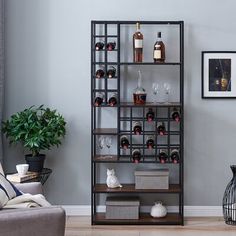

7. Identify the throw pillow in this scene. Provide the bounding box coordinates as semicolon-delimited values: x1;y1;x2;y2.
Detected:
0;173;22;208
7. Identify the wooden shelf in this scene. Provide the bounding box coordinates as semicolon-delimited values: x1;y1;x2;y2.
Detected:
93;128;118;135
93;213;183;225
94;155;118;162
120;102;182;107
93;184;181;193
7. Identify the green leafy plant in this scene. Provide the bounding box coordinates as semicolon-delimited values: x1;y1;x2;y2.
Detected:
2;105;66;157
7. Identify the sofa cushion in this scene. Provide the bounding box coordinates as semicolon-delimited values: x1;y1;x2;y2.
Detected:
0;173;22;208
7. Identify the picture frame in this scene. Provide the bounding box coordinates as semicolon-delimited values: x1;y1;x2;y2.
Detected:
202;51;236;98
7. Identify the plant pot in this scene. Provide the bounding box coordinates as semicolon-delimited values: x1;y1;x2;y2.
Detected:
25;154;46;172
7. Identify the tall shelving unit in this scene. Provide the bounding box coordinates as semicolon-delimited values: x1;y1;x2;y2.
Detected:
91;20;184;225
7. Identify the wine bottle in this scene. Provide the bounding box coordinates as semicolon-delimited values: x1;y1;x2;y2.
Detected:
133;121;142;135
133;23;143;62
171;108;180;122
106;41;116;51
132;149;141;163
146;108;155;122
133;70;147;104
94;93;104;106
120;135;129;149
108;93;118;106
107;66;116;78
157;122;166;136
95;41;104;51
170;149;180;164
153;32;165;63
159;149;168;163
95;68;105;78
146;136;155;149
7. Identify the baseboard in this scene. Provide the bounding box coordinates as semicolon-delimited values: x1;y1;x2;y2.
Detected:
62;205;223;217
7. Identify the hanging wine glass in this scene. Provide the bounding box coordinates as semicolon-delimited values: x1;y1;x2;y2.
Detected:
105;136;113;158
163;82;171;103
152;82;159;103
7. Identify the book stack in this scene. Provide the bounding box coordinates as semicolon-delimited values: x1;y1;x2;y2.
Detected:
6;172;39;183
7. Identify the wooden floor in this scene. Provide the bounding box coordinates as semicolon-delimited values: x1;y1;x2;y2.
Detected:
65;216;236;236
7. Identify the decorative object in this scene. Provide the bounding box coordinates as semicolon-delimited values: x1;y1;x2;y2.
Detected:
106;169;122;188
150;201;167;218
16;164;29;176
223;165;236;225
2;105;66;172
202;51;236;98
106;196;140;219
135;169;169;189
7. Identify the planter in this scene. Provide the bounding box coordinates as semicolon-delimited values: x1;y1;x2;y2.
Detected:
25;154;46;172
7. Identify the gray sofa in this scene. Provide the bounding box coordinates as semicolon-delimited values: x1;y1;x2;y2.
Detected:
0;182;65;236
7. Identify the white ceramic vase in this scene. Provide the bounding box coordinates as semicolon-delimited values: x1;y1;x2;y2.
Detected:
150;202;167;218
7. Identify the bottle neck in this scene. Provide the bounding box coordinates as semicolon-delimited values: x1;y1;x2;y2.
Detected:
137;70;142;88
231;165;236;177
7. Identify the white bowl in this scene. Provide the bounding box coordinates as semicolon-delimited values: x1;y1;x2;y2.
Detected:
16;164;29;176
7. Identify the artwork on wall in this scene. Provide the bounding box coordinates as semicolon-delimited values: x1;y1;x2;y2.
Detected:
202;51;236;98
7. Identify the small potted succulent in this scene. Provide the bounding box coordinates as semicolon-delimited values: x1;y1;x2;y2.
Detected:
2;105;66;172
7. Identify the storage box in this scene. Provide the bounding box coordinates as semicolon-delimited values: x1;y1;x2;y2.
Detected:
135;169;169;189
105;197;140;219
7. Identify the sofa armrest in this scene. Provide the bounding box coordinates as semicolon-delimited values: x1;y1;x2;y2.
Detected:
15;182;43;195
0;206;65;236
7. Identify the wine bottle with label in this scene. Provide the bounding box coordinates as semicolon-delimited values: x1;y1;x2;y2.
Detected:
107;66;116;78
153;32;165;63
120;135;129;149
157;122;166;136
95;41;104;51
108;93;118;106
146;108;155;122
132;149;141;163
133;70;147;104
146;136;155;149
133;121;142;135
94;93;104;106
133;23;143;62
170;149;180;163
106;41;116;51
95;67;105;78
159;149;168;163
171;108;180;122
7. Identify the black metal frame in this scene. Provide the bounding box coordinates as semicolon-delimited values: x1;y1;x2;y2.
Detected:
202;51;236;99
91;20;184;225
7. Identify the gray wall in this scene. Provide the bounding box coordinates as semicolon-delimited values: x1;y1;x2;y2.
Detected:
3;0;236;206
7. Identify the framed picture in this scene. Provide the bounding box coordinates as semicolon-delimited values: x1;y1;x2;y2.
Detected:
202;51;236;98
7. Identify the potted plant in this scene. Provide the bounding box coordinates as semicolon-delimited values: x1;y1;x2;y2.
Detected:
2;105;66;172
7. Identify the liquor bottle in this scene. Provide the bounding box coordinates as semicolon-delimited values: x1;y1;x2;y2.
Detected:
171;108;180;122
95;68;105;78
132;149;141;163
133;70;147;104
108;93;118;106
133;121;142;135
157;122;166;136
159;149;168;163
107;66;116;78
95;41;104;51
94;93;104;106
133;23;143;62
120;135;129;149
146;136;155;149
170;149;180;164
153;32;165;63
106;41;116;51
146;108;155;122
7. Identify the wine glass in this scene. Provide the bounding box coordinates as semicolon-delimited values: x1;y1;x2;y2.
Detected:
105;136;113;158
152;82;159;103
163;82;171;103
97;136;105;157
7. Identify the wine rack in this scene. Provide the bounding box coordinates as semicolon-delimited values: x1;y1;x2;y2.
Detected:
91;21;184;225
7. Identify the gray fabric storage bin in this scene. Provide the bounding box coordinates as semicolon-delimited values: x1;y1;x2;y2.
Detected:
105;197;140;219
135;169;169;189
